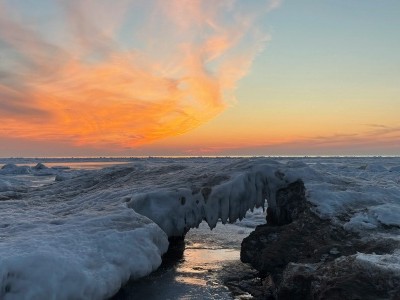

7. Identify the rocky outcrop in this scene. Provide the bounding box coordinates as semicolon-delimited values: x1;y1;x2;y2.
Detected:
266;179;308;226
240;180;400;300
278;256;400;300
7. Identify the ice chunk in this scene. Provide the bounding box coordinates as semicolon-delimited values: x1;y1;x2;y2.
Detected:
0;164;31;175
370;204;400;227
356;251;400;273
32;162;48;170
0;164;170;299
343;212;378;231
0;208;168;300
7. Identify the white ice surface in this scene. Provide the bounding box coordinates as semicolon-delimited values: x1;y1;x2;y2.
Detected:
0;157;399;299
128;159;298;236
0;164;32;175
356;250;400;273
343;212;379;231
285;158;400;230
0;209;167;300
1;163;171;300
369;204;400;227
0;158;299;299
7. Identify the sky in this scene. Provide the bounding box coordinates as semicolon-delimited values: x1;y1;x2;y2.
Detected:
0;0;399;157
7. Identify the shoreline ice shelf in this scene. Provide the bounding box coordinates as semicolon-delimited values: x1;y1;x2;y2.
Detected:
0;157;399;299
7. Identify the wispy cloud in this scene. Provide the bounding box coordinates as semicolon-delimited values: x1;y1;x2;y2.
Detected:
364;124;400;136
0;0;279;148
181;124;400;156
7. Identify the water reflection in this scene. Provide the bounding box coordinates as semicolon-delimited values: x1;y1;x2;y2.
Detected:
112;226;245;300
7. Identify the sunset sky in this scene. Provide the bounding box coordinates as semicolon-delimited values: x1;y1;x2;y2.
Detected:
0;0;399;156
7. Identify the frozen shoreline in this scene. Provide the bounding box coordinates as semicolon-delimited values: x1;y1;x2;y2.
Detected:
1;157;399;299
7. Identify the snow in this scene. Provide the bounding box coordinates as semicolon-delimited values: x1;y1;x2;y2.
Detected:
128;161;298;236
0;164;32;175
0;158;302;299
343;212;379;231
370;204;400;227
0;210;167;300
356;250;400;273
284;158;400;227
0;163;74;177
0;163;170;300
0;178;16;192
390;165;400;172
0;157;399;299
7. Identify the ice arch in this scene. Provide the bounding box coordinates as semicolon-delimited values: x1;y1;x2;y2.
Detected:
0;158;306;300
128;162;304;237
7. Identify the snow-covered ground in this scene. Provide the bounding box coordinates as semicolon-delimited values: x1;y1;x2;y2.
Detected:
0;157;399;299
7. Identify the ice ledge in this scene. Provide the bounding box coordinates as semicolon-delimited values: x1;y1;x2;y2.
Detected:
128;163;301;237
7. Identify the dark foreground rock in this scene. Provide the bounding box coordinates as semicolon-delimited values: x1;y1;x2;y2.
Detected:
278;256;400;300
218;260;268;299
241;180;400;300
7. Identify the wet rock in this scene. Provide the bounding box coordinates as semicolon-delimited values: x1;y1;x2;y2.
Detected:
241;206;355;276
240;180;399;299
278;256;400;300
219;260;271;300
267;179;308;226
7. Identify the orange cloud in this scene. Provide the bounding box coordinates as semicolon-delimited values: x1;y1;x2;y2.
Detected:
0;0;278;148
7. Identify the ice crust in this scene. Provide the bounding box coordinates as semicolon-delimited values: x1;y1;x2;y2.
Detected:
0;157;399;299
0;163;63;176
0;158;299;299
0;210;167;300
128;162;297;236
0;163;171;300
356;250;400;273
286;158;400;229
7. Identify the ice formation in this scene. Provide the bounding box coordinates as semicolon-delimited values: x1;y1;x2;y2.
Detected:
128;161;299;236
0;157;399;299
0;158;301;299
0;164;169;299
356;250;400;273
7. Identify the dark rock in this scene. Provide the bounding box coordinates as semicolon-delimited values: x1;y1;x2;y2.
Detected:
278;263;315;300
161;236;185;267
240;179;399;299
267;179;307;226
278;257;400;300
219;261;267;299
241;206;354;276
